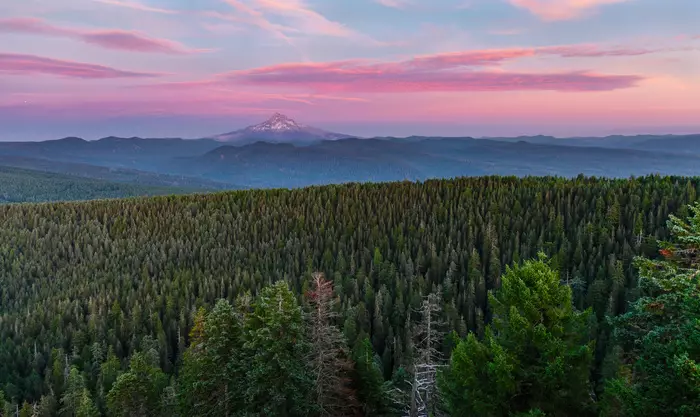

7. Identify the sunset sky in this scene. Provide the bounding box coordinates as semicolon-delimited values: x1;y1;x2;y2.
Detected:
1;0;699;140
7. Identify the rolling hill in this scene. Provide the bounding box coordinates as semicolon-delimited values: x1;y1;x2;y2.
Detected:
0;130;698;190
0;165;193;203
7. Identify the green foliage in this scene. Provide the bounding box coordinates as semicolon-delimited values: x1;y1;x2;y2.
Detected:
76;390;99;417
19;401;33;417
178;300;245;416
2;400;13;417
439;256;595;417
99;349;121;401
352;338;393;416
0;166;182;204
106;352;168;417
243;281;316;417
61;367;87;417
601;202;700;417
0;176;698;414
37;394;57;417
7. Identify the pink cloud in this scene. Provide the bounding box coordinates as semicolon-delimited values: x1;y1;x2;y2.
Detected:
375;0;409;8
133;78;370;104
217;1;293;43
540;44;689;57
0;82;369;120
0;17;201;54
91;0;179;14
222;44;661;93
509;0;631;20
0;53;161;78
231;61;641;93
389;44;670;71
407;49;537;69
214;0;370;43
252;0;354;38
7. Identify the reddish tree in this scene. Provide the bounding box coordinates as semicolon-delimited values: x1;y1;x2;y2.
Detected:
307;272;362;417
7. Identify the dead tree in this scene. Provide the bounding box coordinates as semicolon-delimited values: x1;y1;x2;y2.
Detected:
394;292;446;417
307;272;361;417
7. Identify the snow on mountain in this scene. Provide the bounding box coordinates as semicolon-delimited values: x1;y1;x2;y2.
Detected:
211;113;355;144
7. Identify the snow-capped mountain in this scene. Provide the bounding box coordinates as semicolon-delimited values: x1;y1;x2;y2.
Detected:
212;113;355;144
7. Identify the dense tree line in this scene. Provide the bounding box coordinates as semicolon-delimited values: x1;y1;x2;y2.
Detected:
0;175;698;415
0;166;182;204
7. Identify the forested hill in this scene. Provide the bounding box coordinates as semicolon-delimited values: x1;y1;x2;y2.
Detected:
0;175;698;415
0;166;191;204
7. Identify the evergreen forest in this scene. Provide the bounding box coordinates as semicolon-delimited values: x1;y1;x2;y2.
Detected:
0;175;698;416
0;166;188;204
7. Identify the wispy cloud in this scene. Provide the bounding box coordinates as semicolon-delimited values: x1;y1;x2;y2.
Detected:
92;0;178;14
223;44;651;93
509;0;632;21
135;78;370;104
401;43;673;69
212;0;376;44
489;28;525;36
217;0;294;43
253;0;354;37
0;17;203;54
0;53;161;78
375;0;410;9
229;62;641;93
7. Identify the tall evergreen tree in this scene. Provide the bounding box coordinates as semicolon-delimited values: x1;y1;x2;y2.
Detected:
352;338;393;417
601;202;700;417
243;281;316;417
61;367;86;417
106;352;168;417
178;300;245;417
439;255;596;417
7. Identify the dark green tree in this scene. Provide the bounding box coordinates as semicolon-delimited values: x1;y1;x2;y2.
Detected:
352;338;393;416
106;352;168;417
178;300;245;417
61;367;86;417
601;202;700;417
243;281;316;416
19;402;32;417
77;389;100;417
439;256;595;417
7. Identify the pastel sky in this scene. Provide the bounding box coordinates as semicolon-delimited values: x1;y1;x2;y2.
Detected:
1;0;699;140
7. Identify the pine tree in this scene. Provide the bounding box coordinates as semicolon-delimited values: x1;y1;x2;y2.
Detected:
99;348;121;405
439;255;595;417
106;352;168;417
601;202;700;417
61;367;86;417
178;300;245;417
243;281;316;416
76;389;99;417
352;337;392;416
18;402;32;417
37;394;57;417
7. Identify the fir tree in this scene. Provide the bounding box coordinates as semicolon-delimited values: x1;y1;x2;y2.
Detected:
439;255;595;417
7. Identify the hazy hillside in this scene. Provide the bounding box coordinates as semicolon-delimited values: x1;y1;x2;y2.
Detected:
489;134;700;155
1;134;698;190
0;166;192;203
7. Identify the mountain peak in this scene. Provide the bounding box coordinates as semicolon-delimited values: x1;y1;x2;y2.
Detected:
211;114;355;144
249;113;303;133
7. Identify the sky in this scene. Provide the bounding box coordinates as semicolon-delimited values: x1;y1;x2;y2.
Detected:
0;0;699;140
